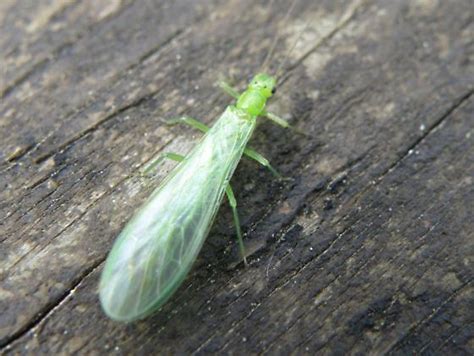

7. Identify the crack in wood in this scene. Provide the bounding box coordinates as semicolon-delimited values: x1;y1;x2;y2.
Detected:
0;259;104;350
375;89;474;186
307;214;447;353
190;152;370;328
1;6;181;173
2;0;472;352
34;95;152;165
268;201;454;353
186;138;374;353
386;279;472;354
188;90;473;354
279;0;369;85
0;133;180;347
192;209;368;353
260;224;377;354
0;58;50;101
22;18;200;162
2;170;114;279
349;88;474;210
2;132;177;278
0;0;136;101
433;327;461;353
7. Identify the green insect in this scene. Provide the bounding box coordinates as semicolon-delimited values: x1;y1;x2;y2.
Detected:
100;4;302;322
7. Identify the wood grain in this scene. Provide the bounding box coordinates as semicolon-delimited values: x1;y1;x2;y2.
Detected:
1;0;472;354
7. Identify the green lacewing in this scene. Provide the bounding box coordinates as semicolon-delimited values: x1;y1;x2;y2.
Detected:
99;0;306;321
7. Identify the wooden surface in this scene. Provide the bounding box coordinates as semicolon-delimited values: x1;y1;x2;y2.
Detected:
1;0;473;354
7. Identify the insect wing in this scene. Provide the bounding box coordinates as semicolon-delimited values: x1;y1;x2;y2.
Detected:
100;107;255;321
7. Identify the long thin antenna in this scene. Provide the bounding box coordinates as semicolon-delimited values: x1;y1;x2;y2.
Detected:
260;0;299;74
275;7;313;84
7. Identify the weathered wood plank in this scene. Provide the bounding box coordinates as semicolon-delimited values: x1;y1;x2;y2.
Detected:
1;0;473;354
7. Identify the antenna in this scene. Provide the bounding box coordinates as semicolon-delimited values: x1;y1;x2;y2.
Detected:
260;0;300;74
275;6;313;84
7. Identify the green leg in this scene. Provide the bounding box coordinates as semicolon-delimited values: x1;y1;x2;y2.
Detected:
166;115;281;178
217;80;240;99
225;184;248;266
262;110;308;137
243;147;281;178
262;110;290;129
142;152;185;176
165;116;209;133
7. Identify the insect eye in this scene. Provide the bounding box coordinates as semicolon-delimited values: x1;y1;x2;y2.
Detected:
271;87;276;94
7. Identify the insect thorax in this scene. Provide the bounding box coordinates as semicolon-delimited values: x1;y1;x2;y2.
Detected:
236;90;267;116
236;73;276;116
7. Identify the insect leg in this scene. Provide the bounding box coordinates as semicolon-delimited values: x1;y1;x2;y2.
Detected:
165;116;280;177
165;114;289;180
217;80;240;99
243;147;281;178
262;110;289;128
262;110;309;137
225;185;248;266
142;152;184;176
165;116;208;133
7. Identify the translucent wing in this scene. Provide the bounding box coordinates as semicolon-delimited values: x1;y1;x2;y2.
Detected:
99;106;256;321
